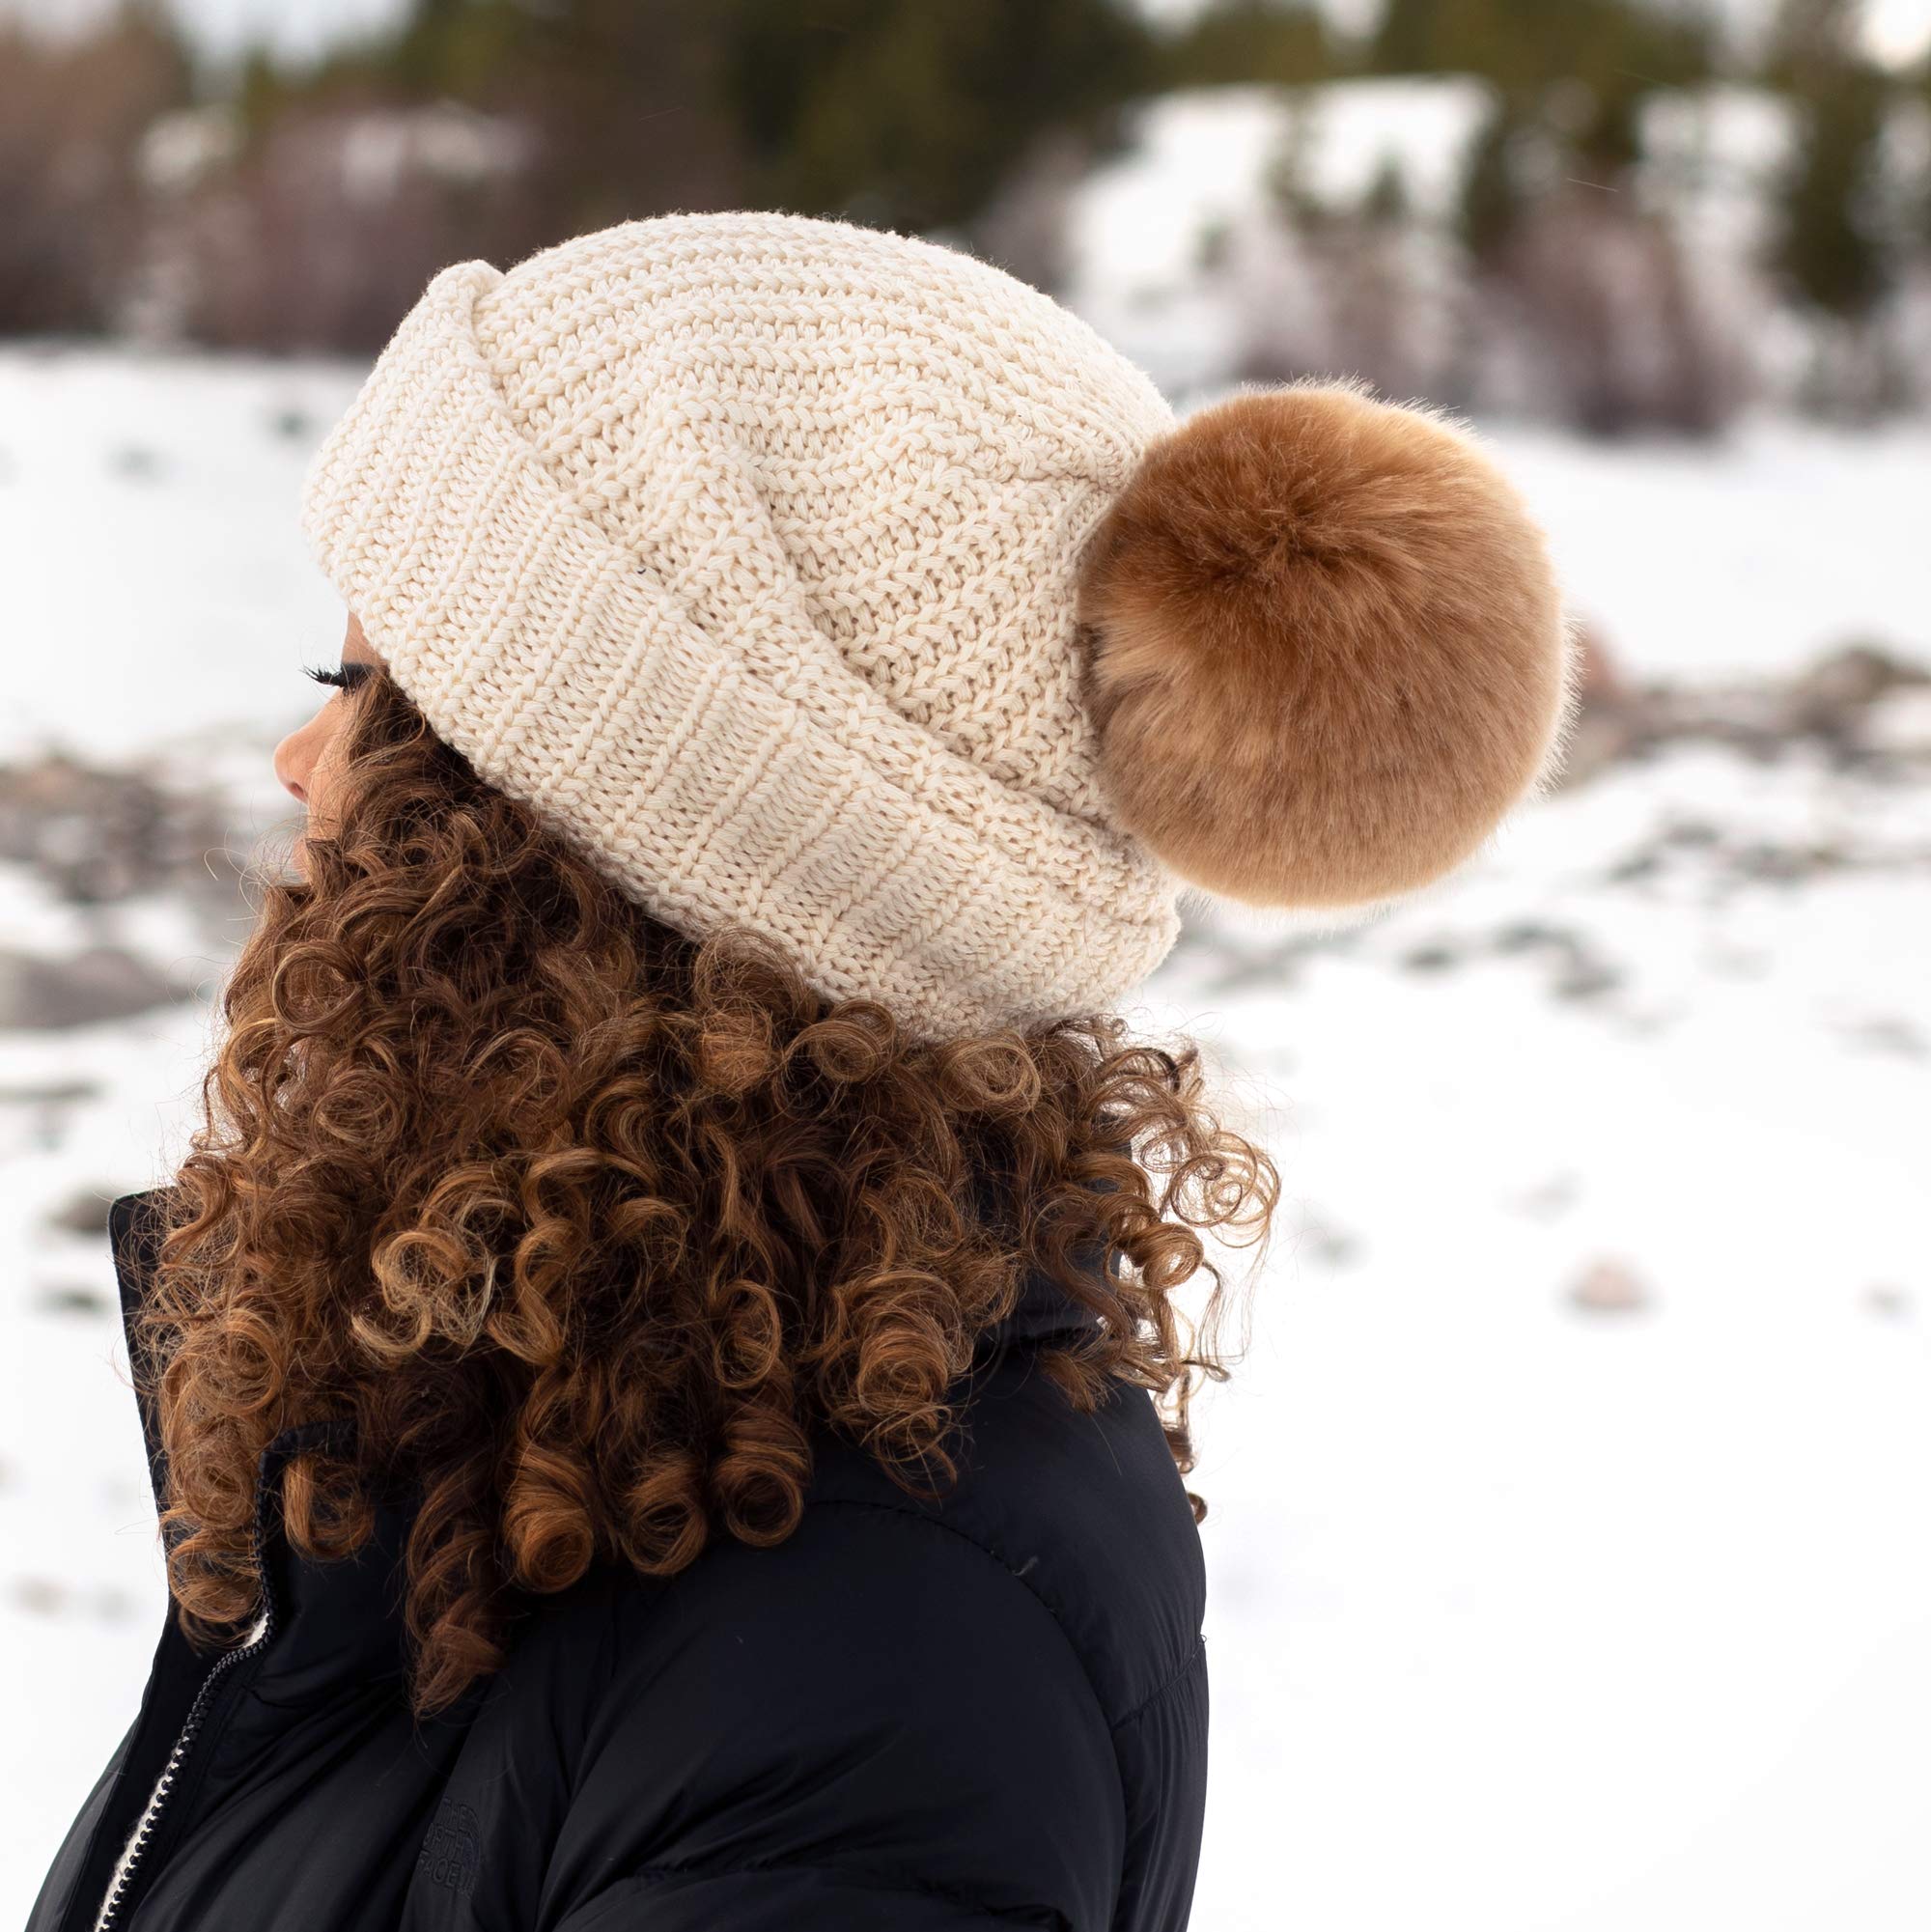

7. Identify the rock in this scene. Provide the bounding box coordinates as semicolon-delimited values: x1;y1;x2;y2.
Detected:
1573;621;1633;709
42;1186;116;1238
1506;1172;1581;1222
1862;686;1931;760
109;444;167;480
0;753;244;916
1782;643;1930;744
1568;1258;1651;1316
0;1077;99;1155
1288;1206;1362;1269
10;1577;69;1616
1553;621;1645;786
0;1078;98;1107
0;946;182;1028
1840;1016;1928;1059
1553;636;1931;786
34;1282;113;1317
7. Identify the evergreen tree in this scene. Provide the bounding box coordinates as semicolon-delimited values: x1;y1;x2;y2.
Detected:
1458;103;1524;268
1159;0;1336;89
1368;0;1714;101
716;0;1152;235
0;0;194;331
385;0;746;226
234;46;286;139
1369;0;1448;77
1761;0;1893;323
1775;62;1891;321
1371;0;1715;199
1362;154;1411;227
1762;0;1863;85
383;0;1155;239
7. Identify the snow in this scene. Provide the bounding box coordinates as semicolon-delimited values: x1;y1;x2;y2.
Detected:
1480;419;1931;679
1157;746;1931;1931
1069;78;1492;288
1064;78;1493;391
1639;82;1796;230
0;349;357;763
3;345;1929;1929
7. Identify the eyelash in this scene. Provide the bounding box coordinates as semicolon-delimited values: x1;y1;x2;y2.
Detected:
303;662;375;692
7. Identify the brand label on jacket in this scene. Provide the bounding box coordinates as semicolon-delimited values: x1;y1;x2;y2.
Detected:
417;1798;480;1895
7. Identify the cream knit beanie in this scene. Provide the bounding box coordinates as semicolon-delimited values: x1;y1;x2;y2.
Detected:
300;211;1572;1041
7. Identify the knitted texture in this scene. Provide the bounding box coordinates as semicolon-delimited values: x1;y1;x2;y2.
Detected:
298;212;1185;1040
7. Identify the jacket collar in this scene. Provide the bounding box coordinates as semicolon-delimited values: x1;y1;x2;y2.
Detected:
108;1190;413;1722
107;1182;1105;1516
108;1189;175;1520
108;1181;1104;1719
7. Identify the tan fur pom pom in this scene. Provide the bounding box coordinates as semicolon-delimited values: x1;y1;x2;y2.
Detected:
1077;381;1575;908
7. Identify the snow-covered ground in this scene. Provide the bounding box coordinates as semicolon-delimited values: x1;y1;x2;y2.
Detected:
2;346;1928;1930
1158;743;1931;1930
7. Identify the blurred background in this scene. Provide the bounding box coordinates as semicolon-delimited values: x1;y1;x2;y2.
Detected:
1;1;1927;1926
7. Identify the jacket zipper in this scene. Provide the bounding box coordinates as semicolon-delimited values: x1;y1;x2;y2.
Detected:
86;1417;332;1932
91;1602;276;1932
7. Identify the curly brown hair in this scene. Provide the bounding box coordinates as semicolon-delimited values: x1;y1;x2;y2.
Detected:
144;670;1277;1713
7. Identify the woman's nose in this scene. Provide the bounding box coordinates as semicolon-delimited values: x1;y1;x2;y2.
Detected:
274;728;311;805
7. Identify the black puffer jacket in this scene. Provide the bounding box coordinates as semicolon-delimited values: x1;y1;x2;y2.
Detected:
32;1192;1209;1932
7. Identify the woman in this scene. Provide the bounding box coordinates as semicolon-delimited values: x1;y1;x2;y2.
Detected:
33;212;1570;1932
